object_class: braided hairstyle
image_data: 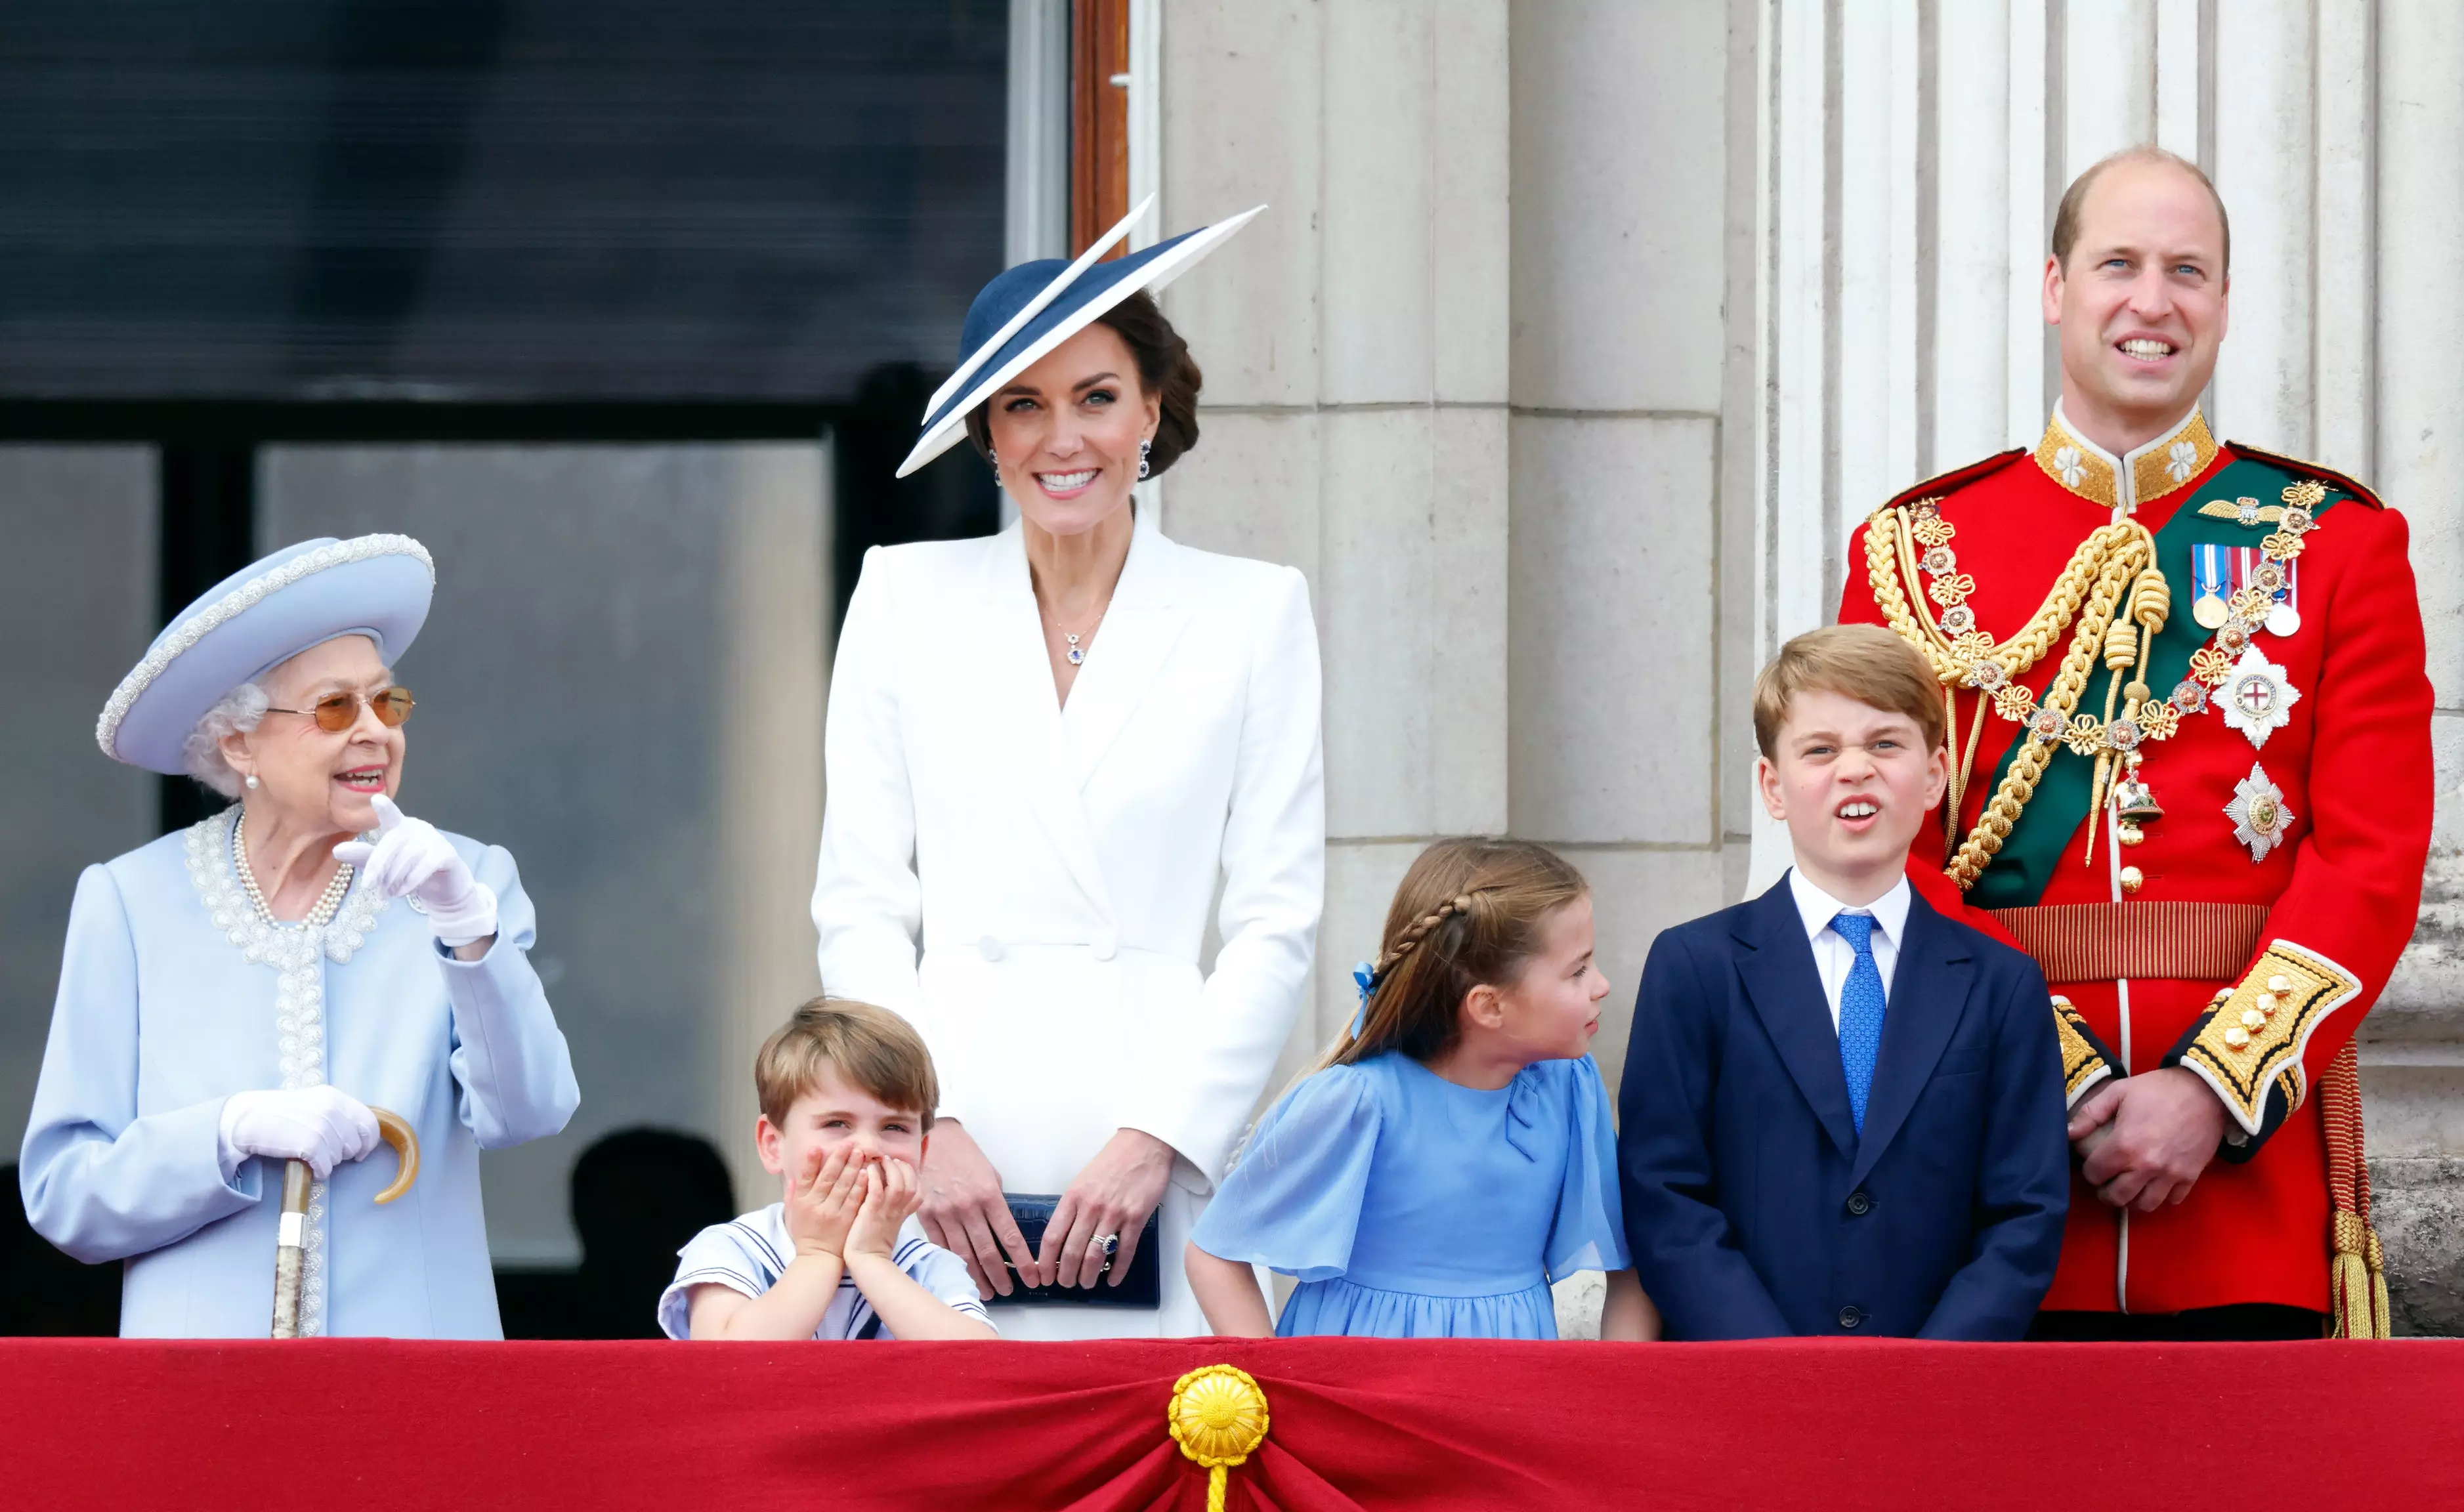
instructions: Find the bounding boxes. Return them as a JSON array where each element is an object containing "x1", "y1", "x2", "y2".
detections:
[{"x1": 1326, "y1": 837, "x2": 1590, "y2": 1072}]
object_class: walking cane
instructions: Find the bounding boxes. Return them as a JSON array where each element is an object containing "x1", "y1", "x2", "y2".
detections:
[{"x1": 270, "y1": 1108, "x2": 419, "y2": 1338}]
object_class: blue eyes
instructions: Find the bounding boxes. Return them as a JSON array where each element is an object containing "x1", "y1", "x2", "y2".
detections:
[{"x1": 2100, "y1": 258, "x2": 2205, "y2": 278}]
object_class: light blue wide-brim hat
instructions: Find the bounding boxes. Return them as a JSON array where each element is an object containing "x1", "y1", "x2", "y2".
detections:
[
  {"x1": 96, "y1": 534, "x2": 436, "y2": 774},
  {"x1": 895, "y1": 196, "x2": 1265, "y2": 478}
]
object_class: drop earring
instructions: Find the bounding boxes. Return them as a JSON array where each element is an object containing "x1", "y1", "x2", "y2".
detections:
[
  {"x1": 1137, "y1": 438, "x2": 1153, "y2": 481},
  {"x1": 987, "y1": 446, "x2": 999, "y2": 475},
  {"x1": 244, "y1": 774, "x2": 261, "y2": 791}
]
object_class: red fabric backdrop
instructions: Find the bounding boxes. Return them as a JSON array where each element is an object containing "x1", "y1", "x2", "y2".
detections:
[{"x1": 7, "y1": 1338, "x2": 2462, "y2": 1510}]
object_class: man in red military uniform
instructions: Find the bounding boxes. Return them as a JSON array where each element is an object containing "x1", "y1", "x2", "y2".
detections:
[{"x1": 1838, "y1": 147, "x2": 2432, "y2": 1338}]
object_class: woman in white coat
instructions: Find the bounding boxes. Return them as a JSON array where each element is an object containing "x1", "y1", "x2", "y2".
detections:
[{"x1": 811, "y1": 201, "x2": 1324, "y2": 1339}]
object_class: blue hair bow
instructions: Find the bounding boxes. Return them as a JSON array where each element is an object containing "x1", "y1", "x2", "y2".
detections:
[{"x1": 1349, "y1": 961, "x2": 1376, "y2": 1038}]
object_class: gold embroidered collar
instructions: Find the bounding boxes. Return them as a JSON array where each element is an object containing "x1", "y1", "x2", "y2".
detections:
[{"x1": 2032, "y1": 403, "x2": 2216, "y2": 514}]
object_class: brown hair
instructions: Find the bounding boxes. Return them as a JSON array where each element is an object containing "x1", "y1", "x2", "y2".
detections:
[
  {"x1": 1327, "y1": 837, "x2": 1591, "y2": 1072},
  {"x1": 2052, "y1": 145, "x2": 2230, "y2": 275},
  {"x1": 962, "y1": 289, "x2": 1205, "y2": 475},
  {"x1": 753, "y1": 998, "x2": 940, "y2": 1130},
  {"x1": 1752, "y1": 623, "x2": 1946, "y2": 761}
]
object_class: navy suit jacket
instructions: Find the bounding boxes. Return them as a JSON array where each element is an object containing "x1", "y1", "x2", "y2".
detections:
[{"x1": 1617, "y1": 877, "x2": 2069, "y2": 1339}]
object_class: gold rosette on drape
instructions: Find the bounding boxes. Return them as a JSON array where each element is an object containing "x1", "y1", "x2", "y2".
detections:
[{"x1": 1169, "y1": 1364, "x2": 1271, "y2": 1511}]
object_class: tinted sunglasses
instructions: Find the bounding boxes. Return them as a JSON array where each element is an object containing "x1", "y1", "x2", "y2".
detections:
[{"x1": 265, "y1": 686, "x2": 416, "y2": 732}]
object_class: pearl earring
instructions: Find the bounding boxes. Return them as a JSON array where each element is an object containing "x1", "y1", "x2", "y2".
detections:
[
  {"x1": 244, "y1": 774, "x2": 260, "y2": 791},
  {"x1": 987, "y1": 446, "x2": 999, "y2": 474}
]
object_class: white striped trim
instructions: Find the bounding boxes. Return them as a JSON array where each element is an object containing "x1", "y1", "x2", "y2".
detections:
[
  {"x1": 95, "y1": 534, "x2": 435, "y2": 763},
  {"x1": 921, "y1": 195, "x2": 1155, "y2": 418}
]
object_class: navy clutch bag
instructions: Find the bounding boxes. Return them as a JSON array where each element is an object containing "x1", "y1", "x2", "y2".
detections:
[{"x1": 996, "y1": 1194, "x2": 1161, "y2": 1308}]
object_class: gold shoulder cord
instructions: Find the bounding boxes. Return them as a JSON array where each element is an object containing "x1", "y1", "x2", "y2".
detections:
[
  {"x1": 1871, "y1": 480, "x2": 2332, "y2": 891},
  {"x1": 1865, "y1": 503, "x2": 2173, "y2": 890}
]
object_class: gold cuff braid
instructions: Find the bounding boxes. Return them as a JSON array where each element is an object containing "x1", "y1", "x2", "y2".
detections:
[
  {"x1": 2050, "y1": 995, "x2": 2117, "y2": 1108},
  {"x1": 2177, "y1": 940, "x2": 2362, "y2": 1137}
]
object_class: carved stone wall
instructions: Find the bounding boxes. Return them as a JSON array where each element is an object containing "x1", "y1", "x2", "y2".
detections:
[{"x1": 1158, "y1": 0, "x2": 2464, "y2": 1332}]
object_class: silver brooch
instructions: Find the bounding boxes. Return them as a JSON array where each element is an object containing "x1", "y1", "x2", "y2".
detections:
[
  {"x1": 2225, "y1": 763, "x2": 2295, "y2": 862},
  {"x1": 2218, "y1": 646, "x2": 2301, "y2": 749}
]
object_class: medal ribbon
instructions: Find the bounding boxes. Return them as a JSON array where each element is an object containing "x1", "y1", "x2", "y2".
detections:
[{"x1": 2194, "y1": 543, "x2": 2230, "y2": 617}]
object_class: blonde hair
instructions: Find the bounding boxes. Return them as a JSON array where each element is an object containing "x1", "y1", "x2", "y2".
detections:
[
  {"x1": 1752, "y1": 623, "x2": 1946, "y2": 760},
  {"x1": 1325, "y1": 837, "x2": 1590, "y2": 1072},
  {"x1": 2052, "y1": 145, "x2": 2230, "y2": 274},
  {"x1": 753, "y1": 998, "x2": 939, "y2": 1129}
]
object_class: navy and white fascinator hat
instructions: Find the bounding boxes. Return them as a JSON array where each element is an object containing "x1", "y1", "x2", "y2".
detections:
[
  {"x1": 895, "y1": 196, "x2": 1265, "y2": 478},
  {"x1": 96, "y1": 534, "x2": 436, "y2": 773}
]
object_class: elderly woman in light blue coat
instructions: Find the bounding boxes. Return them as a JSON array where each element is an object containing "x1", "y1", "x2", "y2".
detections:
[{"x1": 20, "y1": 534, "x2": 578, "y2": 1337}]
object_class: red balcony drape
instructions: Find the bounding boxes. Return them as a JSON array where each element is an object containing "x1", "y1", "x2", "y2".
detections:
[{"x1": 7, "y1": 1337, "x2": 2460, "y2": 1510}]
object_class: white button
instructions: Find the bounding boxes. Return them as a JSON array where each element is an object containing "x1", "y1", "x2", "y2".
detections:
[
  {"x1": 976, "y1": 935, "x2": 1006, "y2": 962},
  {"x1": 1090, "y1": 929, "x2": 1118, "y2": 961}
]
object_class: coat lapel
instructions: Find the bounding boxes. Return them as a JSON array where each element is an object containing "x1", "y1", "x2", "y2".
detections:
[
  {"x1": 1059, "y1": 510, "x2": 1193, "y2": 789},
  {"x1": 1732, "y1": 879, "x2": 1858, "y2": 1159},
  {"x1": 974, "y1": 530, "x2": 1116, "y2": 917},
  {"x1": 1848, "y1": 891, "x2": 1975, "y2": 1186}
]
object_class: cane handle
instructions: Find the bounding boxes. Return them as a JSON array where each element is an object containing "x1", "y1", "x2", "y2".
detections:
[
  {"x1": 280, "y1": 1158, "x2": 314, "y2": 1216},
  {"x1": 370, "y1": 1107, "x2": 419, "y2": 1204}
]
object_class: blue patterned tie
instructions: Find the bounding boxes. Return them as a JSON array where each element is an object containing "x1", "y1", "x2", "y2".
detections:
[{"x1": 1830, "y1": 912, "x2": 1886, "y2": 1135}]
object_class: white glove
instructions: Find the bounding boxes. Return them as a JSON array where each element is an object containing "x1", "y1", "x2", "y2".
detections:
[
  {"x1": 218, "y1": 1086, "x2": 381, "y2": 1182},
  {"x1": 333, "y1": 793, "x2": 498, "y2": 946}
]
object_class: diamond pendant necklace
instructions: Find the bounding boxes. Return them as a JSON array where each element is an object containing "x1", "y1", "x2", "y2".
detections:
[{"x1": 1050, "y1": 598, "x2": 1111, "y2": 667}]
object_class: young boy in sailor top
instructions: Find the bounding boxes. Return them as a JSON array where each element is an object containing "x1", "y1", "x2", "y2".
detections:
[{"x1": 660, "y1": 999, "x2": 994, "y2": 1341}]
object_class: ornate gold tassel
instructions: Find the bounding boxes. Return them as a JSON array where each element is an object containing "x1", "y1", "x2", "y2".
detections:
[
  {"x1": 2320, "y1": 1042, "x2": 2392, "y2": 1339},
  {"x1": 2329, "y1": 1211, "x2": 2381, "y2": 1339},
  {"x1": 2370, "y1": 1229, "x2": 2393, "y2": 1335}
]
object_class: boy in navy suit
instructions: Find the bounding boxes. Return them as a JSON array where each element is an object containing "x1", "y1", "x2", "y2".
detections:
[{"x1": 1619, "y1": 625, "x2": 2068, "y2": 1339}]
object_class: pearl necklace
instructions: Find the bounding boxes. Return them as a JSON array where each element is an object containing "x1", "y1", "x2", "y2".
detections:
[{"x1": 233, "y1": 814, "x2": 354, "y2": 929}]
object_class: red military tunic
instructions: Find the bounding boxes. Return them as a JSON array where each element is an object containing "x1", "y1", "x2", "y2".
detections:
[{"x1": 1838, "y1": 404, "x2": 2432, "y2": 1316}]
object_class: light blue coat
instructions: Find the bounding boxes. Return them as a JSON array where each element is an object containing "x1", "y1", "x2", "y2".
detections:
[{"x1": 19, "y1": 807, "x2": 580, "y2": 1338}]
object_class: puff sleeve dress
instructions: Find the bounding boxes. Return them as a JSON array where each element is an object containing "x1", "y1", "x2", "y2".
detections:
[{"x1": 1189, "y1": 1051, "x2": 1628, "y2": 1338}]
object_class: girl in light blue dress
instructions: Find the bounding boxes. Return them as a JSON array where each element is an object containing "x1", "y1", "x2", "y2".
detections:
[{"x1": 1185, "y1": 838, "x2": 1658, "y2": 1339}]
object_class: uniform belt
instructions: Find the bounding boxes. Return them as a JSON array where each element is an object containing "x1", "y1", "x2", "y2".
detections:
[{"x1": 1986, "y1": 902, "x2": 2270, "y2": 984}]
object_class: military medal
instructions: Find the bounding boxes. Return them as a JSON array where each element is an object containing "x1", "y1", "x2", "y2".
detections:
[
  {"x1": 2190, "y1": 543, "x2": 2230, "y2": 630},
  {"x1": 2259, "y1": 550, "x2": 2301, "y2": 635},
  {"x1": 2225, "y1": 763, "x2": 2295, "y2": 862},
  {"x1": 2218, "y1": 645, "x2": 2301, "y2": 747},
  {"x1": 2236, "y1": 545, "x2": 2300, "y2": 637}
]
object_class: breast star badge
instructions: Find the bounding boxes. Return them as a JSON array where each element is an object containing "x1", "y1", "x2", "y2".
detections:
[
  {"x1": 2217, "y1": 645, "x2": 2301, "y2": 749},
  {"x1": 2225, "y1": 764, "x2": 2295, "y2": 862}
]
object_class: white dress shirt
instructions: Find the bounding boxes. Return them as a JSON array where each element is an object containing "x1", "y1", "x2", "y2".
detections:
[{"x1": 1786, "y1": 868, "x2": 1911, "y2": 1034}]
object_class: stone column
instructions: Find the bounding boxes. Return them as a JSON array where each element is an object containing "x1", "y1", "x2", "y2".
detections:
[
  {"x1": 1159, "y1": 0, "x2": 1514, "y2": 1092},
  {"x1": 2366, "y1": 0, "x2": 2464, "y2": 1336},
  {"x1": 1507, "y1": 0, "x2": 1750, "y2": 1090}
]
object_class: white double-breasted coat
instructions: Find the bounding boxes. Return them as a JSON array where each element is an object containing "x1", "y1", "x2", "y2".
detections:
[{"x1": 811, "y1": 509, "x2": 1325, "y2": 1337}]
